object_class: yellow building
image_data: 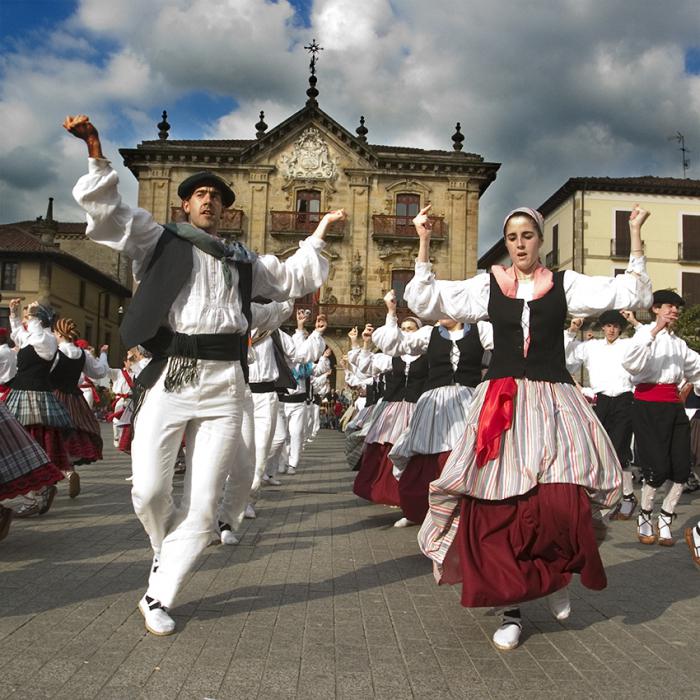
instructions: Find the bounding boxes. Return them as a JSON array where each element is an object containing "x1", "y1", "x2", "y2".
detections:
[
  {"x1": 539, "y1": 177, "x2": 700, "y2": 304},
  {"x1": 119, "y1": 79, "x2": 500, "y2": 387},
  {"x1": 0, "y1": 205, "x2": 132, "y2": 366}
]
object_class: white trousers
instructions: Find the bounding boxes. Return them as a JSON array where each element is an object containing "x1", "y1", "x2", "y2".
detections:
[
  {"x1": 217, "y1": 389, "x2": 256, "y2": 530},
  {"x1": 269, "y1": 400, "x2": 305, "y2": 470},
  {"x1": 250, "y1": 391, "x2": 279, "y2": 491},
  {"x1": 311, "y1": 403, "x2": 320, "y2": 438},
  {"x1": 267, "y1": 403, "x2": 289, "y2": 474},
  {"x1": 131, "y1": 360, "x2": 244, "y2": 608}
]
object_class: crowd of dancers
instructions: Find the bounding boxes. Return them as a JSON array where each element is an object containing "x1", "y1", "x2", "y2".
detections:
[{"x1": 1, "y1": 113, "x2": 698, "y2": 650}]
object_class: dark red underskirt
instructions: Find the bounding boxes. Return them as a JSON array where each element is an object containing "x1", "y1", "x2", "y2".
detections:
[
  {"x1": 353, "y1": 442, "x2": 400, "y2": 506},
  {"x1": 398, "y1": 451, "x2": 451, "y2": 524},
  {"x1": 24, "y1": 426, "x2": 72, "y2": 473},
  {"x1": 0, "y1": 462, "x2": 64, "y2": 500},
  {"x1": 117, "y1": 425, "x2": 133, "y2": 454},
  {"x1": 440, "y1": 483, "x2": 607, "y2": 608},
  {"x1": 64, "y1": 430, "x2": 103, "y2": 465}
]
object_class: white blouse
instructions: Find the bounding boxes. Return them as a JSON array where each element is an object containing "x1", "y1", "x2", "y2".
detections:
[
  {"x1": 372, "y1": 314, "x2": 493, "y2": 368},
  {"x1": 9, "y1": 317, "x2": 57, "y2": 361},
  {"x1": 53, "y1": 341, "x2": 109, "y2": 379},
  {"x1": 404, "y1": 257, "x2": 652, "y2": 349},
  {"x1": 0, "y1": 344, "x2": 17, "y2": 384},
  {"x1": 73, "y1": 159, "x2": 329, "y2": 336},
  {"x1": 564, "y1": 333, "x2": 634, "y2": 396}
]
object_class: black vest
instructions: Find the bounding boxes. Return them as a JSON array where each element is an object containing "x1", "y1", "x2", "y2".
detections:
[
  {"x1": 8, "y1": 345, "x2": 54, "y2": 392},
  {"x1": 484, "y1": 270, "x2": 573, "y2": 384},
  {"x1": 50, "y1": 350, "x2": 84, "y2": 395},
  {"x1": 405, "y1": 354, "x2": 429, "y2": 403},
  {"x1": 424, "y1": 325, "x2": 484, "y2": 392},
  {"x1": 120, "y1": 226, "x2": 252, "y2": 382},
  {"x1": 383, "y1": 355, "x2": 428, "y2": 403},
  {"x1": 270, "y1": 330, "x2": 296, "y2": 390}
]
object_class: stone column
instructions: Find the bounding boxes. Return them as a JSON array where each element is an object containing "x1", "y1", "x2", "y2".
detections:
[
  {"x1": 465, "y1": 180, "x2": 481, "y2": 277},
  {"x1": 348, "y1": 172, "x2": 371, "y2": 308},
  {"x1": 248, "y1": 169, "x2": 271, "y2": 253},
  {"x1": 139, "y1": 167, "x2": 172, "y2": 223},
  {"x1": 448, "y1": 178, "x2": 468, "y2": 280}
]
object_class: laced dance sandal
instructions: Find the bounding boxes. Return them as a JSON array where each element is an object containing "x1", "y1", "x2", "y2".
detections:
[
  {"x1": 637, "y1": 509, "x2": 657, "y2": 545},
  {"x1": 610, "y1": 493, "x2": 637, "y2": 521},
  {"x1": 656, "y1": 509, "x2": 676, "y2": 547}
]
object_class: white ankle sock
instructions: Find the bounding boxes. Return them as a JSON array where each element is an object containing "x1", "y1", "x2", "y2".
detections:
[{"x1": 661, "y1": 481, "x2": 684, "y2": 513}]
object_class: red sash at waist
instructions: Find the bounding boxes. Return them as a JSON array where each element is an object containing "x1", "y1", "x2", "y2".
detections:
[
  {"x1": 476, "y1": 377, "x2": 517, "y2": 467},
  {"x1": 633, "y1": 383, "x2": 679, "y2": 403}
]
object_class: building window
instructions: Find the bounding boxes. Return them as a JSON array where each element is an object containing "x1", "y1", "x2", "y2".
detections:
[
  {"x1": 296, "y1": 189, "x2": 321, "y2": 229},
  {"x1": 391, "y1": 269, "x2": 413, "y2": 308},
  {"x1": 614, "y1": 268, "x2": 627, "y2": 276},
  {"x1": 395, "y1": 193, "x2": 420, "y2": 235},
  {"x1": 613, "y1": 210, "x2": 631, "y2": 257},
  {"x1": 681, "y1": 214, "x2": 700, "y2": 262},
  {"x1": 682, "y1": 272, "x2": 700, "y2": 306},
  {"x1": 84, "y1": 322, "x2": 93, "y2": 346},
  {"x1": 0, "y1": 261, "x2": 18, "y2": 290},
  {"x1": 79, "y1": 280, "x2": 86, "y2": 307}
]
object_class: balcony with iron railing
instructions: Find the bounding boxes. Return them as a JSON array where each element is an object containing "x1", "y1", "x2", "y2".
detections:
[
  {"x1": 269, "y1": 211, "x2": 345, "y2": 239},
  {"x1": 372, "y1": 215, "x2": 447, "y2": 241},
  {"x1": 545, "y1": 249, "x2": 559, "y2": 268},
  {"x1": 678, "y1": 242, "x2": 700, "y2": 263},
  {"x1": 170, "y1": 206, "x2": 244, "y2": 236}
]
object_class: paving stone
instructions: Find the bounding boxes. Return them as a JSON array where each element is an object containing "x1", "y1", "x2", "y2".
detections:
[{"x1": 1, "y1": 426, "x2": 699, "y2": 697}]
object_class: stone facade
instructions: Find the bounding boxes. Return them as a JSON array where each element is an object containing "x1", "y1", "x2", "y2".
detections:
[{"x1": 120, "y1": 102, "x2": 500, "y2": 386}]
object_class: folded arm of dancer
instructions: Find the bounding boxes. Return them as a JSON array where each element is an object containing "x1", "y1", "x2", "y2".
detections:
[{"x1": 9, "y1": 312, "x2": 57, "y2": 360}]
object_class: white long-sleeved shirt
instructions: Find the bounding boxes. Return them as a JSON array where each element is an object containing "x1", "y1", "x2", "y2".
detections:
[
  {"x1": 0, "y1": 344, "x2": 17, "y2": 384},
  {"x1": 564, "y1": 332, "x2": 634, "y2": 396},
  {"x1": 372, "y1": 314, "x2": 493, "y2": 372},
  {"x1": 404, "y1": 258, "x2": 651, "y2": 350},
  {"x1": 73, "y1": 159, "x2": 328, "y2": 336},
  {"x1": 278, "y1": 329, "x2": 326, "y2": 396},
  {"x1": 9, "y1": 316, "x2": 57, "y2": 361},
  {"x1": 356, "y1": 349, "x2": 419, "y2": 377},
  {"x1": 622, "y1": 323, "x2": 700, "y2": 391}
]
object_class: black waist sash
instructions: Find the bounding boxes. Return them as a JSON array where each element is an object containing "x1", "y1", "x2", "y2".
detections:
[
  {"x1": 250, "y1": 381, "x2": 276, "y2": 394},
  {"x1": 137, "y1": 326, "x2": 243, "y2": 390}
]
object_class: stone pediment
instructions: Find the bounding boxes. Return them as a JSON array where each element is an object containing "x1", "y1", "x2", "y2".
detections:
[{"x1": 278, "y1": 127, "x2": 339, "y2": 182}]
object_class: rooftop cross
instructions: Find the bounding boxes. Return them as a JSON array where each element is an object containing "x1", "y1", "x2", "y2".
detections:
[{"x1": 304, "y1": 39, "x2": 323, "y2": 106}]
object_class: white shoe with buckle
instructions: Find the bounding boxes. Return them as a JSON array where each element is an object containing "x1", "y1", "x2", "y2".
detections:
[
  {"x1": 138, "y1": 595, "x2": 175, "y2": 636},
  {"x1": 547, "y1": 587, "x2": 571, "y2": 620},
  {"x1": 492, "y1": 610, "x2": 522, "y2": 651},
  {"x1": 286, "y1": 466, "x2": 296, "y2": 475},
  {"x1": 244, "y1": 504, "x2": 256, "y2": 519},
  {"x1": 263, "y1": 474, "x2": 282, "y2": 486}
]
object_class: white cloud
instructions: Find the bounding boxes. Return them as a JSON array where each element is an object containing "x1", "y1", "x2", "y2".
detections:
[{"x1": 1, "y1": 0, "x2": 699, "y2": 254}]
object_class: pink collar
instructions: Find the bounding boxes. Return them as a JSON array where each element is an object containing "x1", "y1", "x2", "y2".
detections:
[{"x1": 490, "y1": 263, "x2": 553, "y2": 300}]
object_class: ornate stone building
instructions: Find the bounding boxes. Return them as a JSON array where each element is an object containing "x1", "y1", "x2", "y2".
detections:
[{"x1": 119, "y1": 71, "x2": 500, "y2": 386}]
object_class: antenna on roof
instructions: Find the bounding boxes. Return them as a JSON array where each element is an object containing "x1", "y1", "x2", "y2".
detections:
[{"x1": 668, "y1": 131, "x2": 690, "y2": 177}]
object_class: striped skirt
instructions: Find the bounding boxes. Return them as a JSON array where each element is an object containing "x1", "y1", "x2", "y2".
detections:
[
  {"x1": 389, "y1": 385, "x2": 475, "y2": 475},
  {"x1": 0, "y1": 402, "x2": 64, "y2": 500},
  {"x1": 418, "y1": 379, "x2": 621, "y2": 583},
  {"x1": 345, "y1": 401, "x2": 388, "y2": 470},
  {"x1": 365, "y1": 400, "x2": 415, "y2": 446},
  {"x1": 53, "y1": 391, "x2": 103, "y2": 465}
]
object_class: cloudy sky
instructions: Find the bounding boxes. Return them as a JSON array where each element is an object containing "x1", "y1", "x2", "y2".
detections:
[{"x1": 1, "y1": 0, "x2": 699, "y2": 252}]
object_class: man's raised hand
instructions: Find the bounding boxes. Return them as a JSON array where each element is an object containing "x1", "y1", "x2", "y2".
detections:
[
  {"x1": 62, "y1": 114, "x2": 104, "y2": 158},
  {"x1": 315, "y1": 314, "x2": 328, "y2": 334}
]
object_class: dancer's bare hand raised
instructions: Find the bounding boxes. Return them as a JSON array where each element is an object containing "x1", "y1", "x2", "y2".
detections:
[{"x1": 62, "y1": 114, "x2": 104, "y2": 158}]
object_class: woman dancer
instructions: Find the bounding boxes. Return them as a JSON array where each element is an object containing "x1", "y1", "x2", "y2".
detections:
[
  {"x1": 353, "y1": 296, "x2": 428, "y2": 507},
  {"x1": 408, "y1": 204, "x2": 651, "y2": 650},
  {"x1": 372, "y1": 290, "x2": 492, "y2": 527},
  {"x1": 50, "y1": 318, "x2": 109, "y2": 497},
  {"x1": 4, "y1": 299, "x2": 73, "y2": 512}
]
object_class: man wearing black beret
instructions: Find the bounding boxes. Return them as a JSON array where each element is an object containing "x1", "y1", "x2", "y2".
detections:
[
  {"x1": 64, "y1": 113, "x2": 346, "y2": 636},
  {"x1": 623, "y1": 289, "x2": 700, "y2": 547},
  {"x1": 565, "y1": 309, "x2": 637, "y2": 519}
]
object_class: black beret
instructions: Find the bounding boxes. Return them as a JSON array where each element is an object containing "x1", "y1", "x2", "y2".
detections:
[
  {"x1": 652, "y1": 289, "x2": 685, "y2": 307},
  {"x1": 596, "y1": 310, "x2": 627, "y2": 329},
  {"x1": 177, "y1": 171, "x2": 235, "y2": 207}
]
